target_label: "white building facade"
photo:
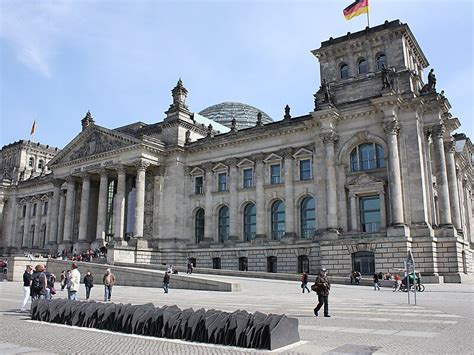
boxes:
[1,20,472,281]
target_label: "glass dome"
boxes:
[199,102,273,130]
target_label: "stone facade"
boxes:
[0,20,472,282]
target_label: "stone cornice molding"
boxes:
[444,139,456,154]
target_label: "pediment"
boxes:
[49,126,141,166]
[237,158,254,167]
[189,167,204,176]
[212,163,228,172]
[263,153,282,163]
[293,148,313,158]
[346,173,385,187]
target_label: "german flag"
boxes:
[343,0,369,20]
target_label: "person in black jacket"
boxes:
[83,270,94,300]
[313,268,331,317]
[163,271,170,293]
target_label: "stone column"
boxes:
[133,160,149,238]
[114,165,127,242]
[349,192,358,232]
[57,190,66,245]
[445,140,462,230]
[95,170,109,245]
[22,202,31,248]
[228,160,239,239]
[77,173,91,243]
[33,199,42,247]
[384,120,405,225]
[379,188,387,229]
[283,151,295,236]
[255,155,265,237]
[204,163,214,241]
[62,177,76,244]
[48,181,63,245]
[432,124,452,225]
[4,194,18,249]
[321,132,338,229]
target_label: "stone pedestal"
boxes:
[387,225,410,237]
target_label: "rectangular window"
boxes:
[360,196,381,232]
[194,176,203,194]
[212,257,221,269]
[299,159,311,181]
[32,203,37,217]
[43,201,49,215]
[218,173,227,192]
[270,164,281,184]
[22,205,27,218]
[243,168,253,188]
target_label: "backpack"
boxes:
[31,273,43,291]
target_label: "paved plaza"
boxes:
[0,272,473,354]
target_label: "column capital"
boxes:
[77,172,91,181]
[444,139,456,154]
[321,131,338,145]
[203,162,214,172]
[114,164,127,175]
[227,158,239,166]
[65,176,76,184]
[97,168,109,177]
[281,148,293,158]
[383,120,400,135]
[348,191,357,198]
[431,124,445,138]
[134,160,150,172]
[52,179,65,188]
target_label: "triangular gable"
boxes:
[189,167,204,176]
[49,125,141,166]
[293,147,313,158]
[237,158,254,167]
[263,153,282,163]
[212,163,228,172]
[346,173,385,187]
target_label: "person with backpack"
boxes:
[67,263,80,300]
[20,265,33,312]
[83,270,94,300]
[30,264,48,300]
[312,268,331,317]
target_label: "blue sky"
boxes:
[1,0,472,148]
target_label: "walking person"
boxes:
[20,265,33,312]
[312,268,331,317]
[83,270,94,300]
[103,268,116,302]
[163,271,170,293]
[30,264,48,300]
[68,263,80,300]
[60,270,66,291]
[186,261,193,274]
[373,272,381,291]
[301,272,310,293]
[393,274,402,292]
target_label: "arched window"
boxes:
[271,200,285,240]
[301,197,316,238]
[350,143,385,171]
[340,64,349,79]
[358,59,368,74]
[28,157,34,167]
[195,208,205,243]
[243,203,256,241]
[38,159,44,169]
[376,53,386,71]
[218,206,229,242]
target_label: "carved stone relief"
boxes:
[143,171,155,239]
[68,131,129,161]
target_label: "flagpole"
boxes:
[366,7,370,28]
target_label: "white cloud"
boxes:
[0,1,77,78]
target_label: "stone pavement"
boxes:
[0,272,473,354]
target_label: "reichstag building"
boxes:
[1,20,472,282]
